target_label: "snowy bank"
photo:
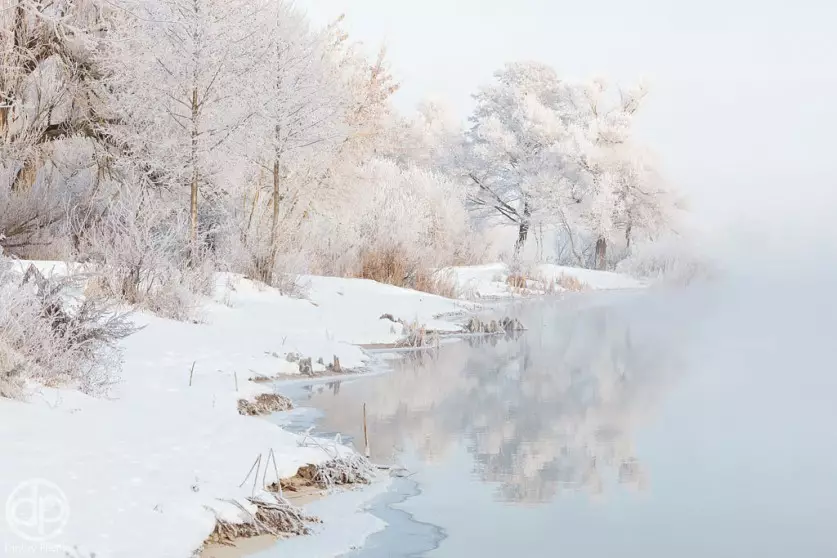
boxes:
[0,263,640,558]
[0,272,468,558]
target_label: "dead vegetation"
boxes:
[237,393,293,416]
[506,273,528,289]
[556,274,588,292]
[413,269,458,298]
[205,453,376,551]
[506,270,589,295]
[205,494,319,547]
[294,454,376,489]
[356,248,459,298]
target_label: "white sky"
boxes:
[296,0,837,238]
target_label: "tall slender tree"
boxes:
[104,0,261,254]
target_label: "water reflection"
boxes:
[301,293,687,504]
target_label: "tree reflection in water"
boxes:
[301,295,685,505]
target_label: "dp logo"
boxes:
[5,479,70,542]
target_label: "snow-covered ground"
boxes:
[0,264,641,558]
[446,263,644,299]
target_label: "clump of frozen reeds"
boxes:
[206,494,318,546]
[296,453,376,489]
[237,393,293,416]
[296,434,376,489]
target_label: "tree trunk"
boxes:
[265,155,281,284]
[595,237,607,270]
[514,199,532,254]
[189,86,199,258]
[625,222,633,253]
[272,157,280,243]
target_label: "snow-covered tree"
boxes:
[559,79,677,268]
[242,2,349,281]
[461,62,588,254]
[0,0,112,254]
[103,0,262,252]
[461,62,678,268]
[385,97,461,169]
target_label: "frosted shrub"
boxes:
[310,159,480,291]
[0,253,135,399]
[75,188,213,321]
[215,187,309,296]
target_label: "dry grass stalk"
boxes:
[356,247,407,286]
[396,321,428,348]
[413,269,458,298]
[356,248,459,298]
[506,274,528,290]
[237,393,294,416]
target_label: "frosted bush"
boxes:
[75,188,213,321]
[0,251,135,399]
[307,159,481,287]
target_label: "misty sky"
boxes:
[296,0,837,244]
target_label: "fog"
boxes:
[297,0,837,268]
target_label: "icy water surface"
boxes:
[292,284,837,558]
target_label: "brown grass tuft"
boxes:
[357,248,408,286]
[556,274,588,292]
[413,269,458,298]
[506,274,528,289]
[237,393,293,416]
[355,248,459,298]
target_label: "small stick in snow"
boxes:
[239,454,262,488]
[363,403,370,458]
[252,454,262,496]
[189,361,196,387]
[269,448,283,498]
[234,371,239,392]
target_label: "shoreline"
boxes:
[0,264,643,557]
[197,360,402,558]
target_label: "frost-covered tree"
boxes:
[461,62,678,268]
[559,79,676,268]
[0,0,112,254]
[242,2,349,281]
[462,62,570,254]
[103,0,261,252]
[385,98,461,169]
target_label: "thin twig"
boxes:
[363,403,370,458]
[239,454,262,488]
